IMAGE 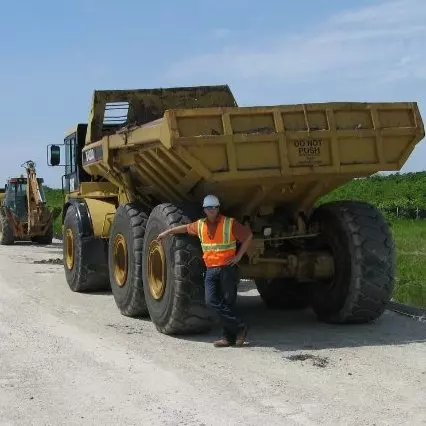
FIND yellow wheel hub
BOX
[113,233,128,287]
[148,239,166,300]
[65,228,74,270]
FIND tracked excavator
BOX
[0,160,59,245]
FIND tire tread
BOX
[144,203,212,334]
[312,200,395,323]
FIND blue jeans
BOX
[204,265,245,342]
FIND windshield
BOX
[4,181,28,220]
[17,182,27,197]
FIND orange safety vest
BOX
[197,216,237,268]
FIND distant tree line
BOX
[317,171,426,220]
[43,171,426,220]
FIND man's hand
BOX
[226,253,242,266]
[156,224,190,242]
[156,230,169,242]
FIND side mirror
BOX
[49,145,61,166]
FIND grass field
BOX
[44,187,64,236]
[43,187,426,309]
[391,219,426,308]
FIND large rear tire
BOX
[255,279,310,310]
[0,214,14,245]
[108,203,149,317]
[309,200,395,324]
[63,206,110,292]
[142,203,213,334]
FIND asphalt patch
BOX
[33,258,63,265]
[285,353,329,368]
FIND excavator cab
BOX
[2,177,31,222]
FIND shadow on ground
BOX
[21,243,424,352]
[172,279,426,352]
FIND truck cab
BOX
[49,124,91,194]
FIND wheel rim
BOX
[148,239,166,300]
[113,233,128,287]
[65,228,74,270]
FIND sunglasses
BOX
[204,206,219,210]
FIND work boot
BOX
[213,338,233,347]
[235,325,248,347]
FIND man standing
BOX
[156,195,253,347]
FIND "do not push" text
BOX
[293,139,323,156]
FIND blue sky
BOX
[0,0,425,187]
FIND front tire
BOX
[108,203,149,317]
[309,200,395,324]
[0,214,14,245]
[63,205,110,292]
[142,203,213,334]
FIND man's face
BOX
[204,206,219,221]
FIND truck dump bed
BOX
[82,86,424,214]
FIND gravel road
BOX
[0,240,425,426]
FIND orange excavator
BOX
[0,160,59,245]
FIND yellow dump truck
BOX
[47,85,424,334]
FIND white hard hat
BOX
[202,194,220,208]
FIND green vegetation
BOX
[318,171,426,213]
[390,220,426,308]
[44,187,64,236]
[42,171,426,308]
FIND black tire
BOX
[63,205,110,292]
[31,222,53,245]
[255,279,310,310]
[142,203,213,334]
[0,214,14,245]
[309,200,395,324]
[108,203,149,317]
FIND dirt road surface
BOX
[0,241,425,426]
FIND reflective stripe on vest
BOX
[197,216,236,267]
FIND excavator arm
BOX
[21,160,54,235]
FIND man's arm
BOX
[231,233,253,264]
[157,221,198,241]
[226,220,253,265]
[157,225,187,241]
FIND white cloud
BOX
[330,0,424,26]
[163,0,426,172]
[164,0,426,88]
